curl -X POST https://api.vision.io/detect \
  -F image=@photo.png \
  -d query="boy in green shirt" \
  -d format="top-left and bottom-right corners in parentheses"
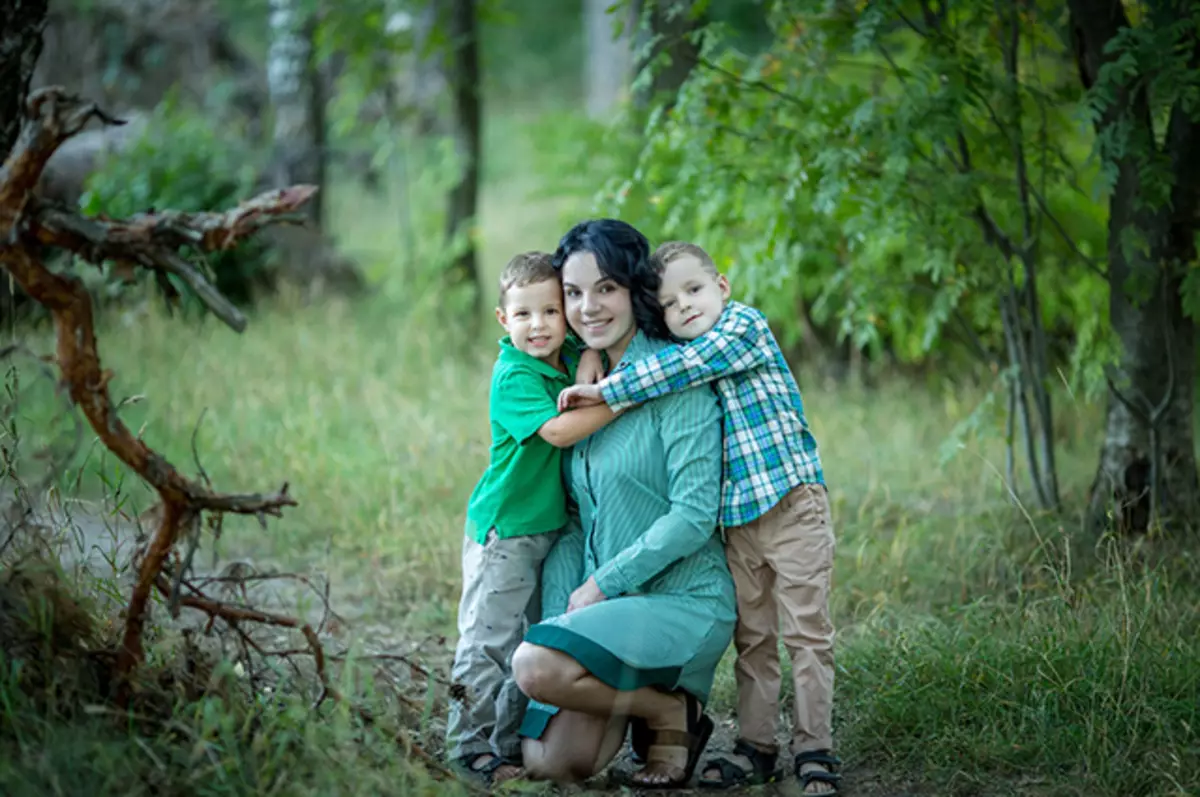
top-left (447, 252), bottom-right (610, 785)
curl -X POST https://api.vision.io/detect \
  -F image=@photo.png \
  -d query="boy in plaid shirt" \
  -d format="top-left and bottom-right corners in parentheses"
top-left (558, 242), bottom-right (840, 795)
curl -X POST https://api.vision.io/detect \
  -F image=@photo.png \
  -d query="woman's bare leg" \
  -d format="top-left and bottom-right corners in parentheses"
top-left (513, 643), bottom-right (699, 785)
top-left (513, 643), bottom-right (680, 719)
top-left (521, 710), bottom-right (628, 783)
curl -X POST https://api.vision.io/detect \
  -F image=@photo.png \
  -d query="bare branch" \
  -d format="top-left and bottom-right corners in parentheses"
top-left (26, 185), bottom-right (316, 332)
top-left (0, 88), bottom-right (123, 209)
top-left (0, 85), bottom-right (308, 695)
top-left (1028, 185), bottom-right (1106, 278)
top-left (149, 572), bottom-right (471, 787)
top-left (695, 57), bottom-right (805, 107)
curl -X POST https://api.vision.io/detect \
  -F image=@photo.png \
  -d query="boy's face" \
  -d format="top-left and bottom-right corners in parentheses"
top-left (657, 254), bottom-right (730, 340)
top-left (496, 279), bottom-right (568, 361)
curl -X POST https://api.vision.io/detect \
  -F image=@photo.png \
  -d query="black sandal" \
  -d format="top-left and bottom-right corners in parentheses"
top-left (629, 716), bottom-right (652, 764)
top-left (698, 739), bottom-right (781, 789)
top-left (454, 752), bottom-right (507, 785)
top-left (631, 693), bottom-right (715, 789)
top-left (793, 749), bottom-right (842, 794)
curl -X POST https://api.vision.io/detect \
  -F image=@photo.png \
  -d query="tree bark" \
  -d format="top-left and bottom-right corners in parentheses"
top-left (584, 0), bottom-right (635, 119)
top-left (267, 0), bottom-right (324, 227)
top-left (444, 0), bottom-right (481, 318)
top-left (1068, 0), bottom-right (1200, 534)
top-left (632, 0), bottom-right (703, 114)
top-left (0, 1), bottom-right (49, 329)
top-left (1, 1), bottom-right (48, 160)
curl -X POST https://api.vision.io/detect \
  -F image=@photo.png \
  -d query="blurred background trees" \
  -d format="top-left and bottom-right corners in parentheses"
top-left (14, 0), bottom-right (1192, 538)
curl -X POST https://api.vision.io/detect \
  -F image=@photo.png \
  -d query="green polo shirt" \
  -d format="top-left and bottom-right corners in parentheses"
top-left (464, 336), bottom-right (580, 544)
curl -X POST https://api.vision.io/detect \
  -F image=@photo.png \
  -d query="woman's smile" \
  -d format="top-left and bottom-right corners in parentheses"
top-left (561, 250), bottom-right (636, 357)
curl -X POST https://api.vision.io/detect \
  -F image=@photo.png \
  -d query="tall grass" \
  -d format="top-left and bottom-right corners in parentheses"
top-left (3, 107), bottom-right (1198, 796)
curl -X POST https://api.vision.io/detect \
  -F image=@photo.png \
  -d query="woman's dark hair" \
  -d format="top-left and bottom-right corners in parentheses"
top-left (551, 218), bottom-right (670, 340)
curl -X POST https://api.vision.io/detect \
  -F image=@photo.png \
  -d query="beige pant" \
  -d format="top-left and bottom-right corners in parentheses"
top-left (726, 482), bottom-right (835, 754)
top-left (446, 528), bottom-right (557, 760)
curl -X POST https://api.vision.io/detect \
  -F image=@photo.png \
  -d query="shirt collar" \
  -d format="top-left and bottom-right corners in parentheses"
top-left (612, 329), bottom-right (660, 373)
top-left (497, 336), bottom-right (570, 379)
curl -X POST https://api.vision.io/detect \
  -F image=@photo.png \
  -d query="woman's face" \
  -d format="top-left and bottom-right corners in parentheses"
top-left (561, 251), bottom-right (636, 353)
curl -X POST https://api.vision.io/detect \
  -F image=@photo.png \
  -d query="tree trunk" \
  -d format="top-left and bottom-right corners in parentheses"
top-left (584, 0), bottom-right (635, 119)
top-left (1, 1), bottom-right (48, 159)
top-left (267, 0), bottom-right (324, 228)
top-left (632, 0), bottom-right (703, 114)
top-left (444, 0), bottom-right (481, 319)
top-left (1069, 0), bottom-right (1200, 534)
top-left (1, 1), bottom-right (49, 330)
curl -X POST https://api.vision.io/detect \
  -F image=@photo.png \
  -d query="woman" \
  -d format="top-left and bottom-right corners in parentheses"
top-left (511, 219), bottom-right (738, 788)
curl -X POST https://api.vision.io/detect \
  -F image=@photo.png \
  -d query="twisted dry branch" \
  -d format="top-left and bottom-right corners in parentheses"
top-left (0, 87), bottom-right (306, 697)
top-left (150, 570), bottom-right (460, 784)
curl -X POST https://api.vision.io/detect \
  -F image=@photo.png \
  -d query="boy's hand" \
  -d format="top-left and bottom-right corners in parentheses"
top-left (558, 384), bottom-right (604, 412)
top-left (575, 349), bottom-right (606, 385)
top-left (567, 576), bottom-right (607, 613)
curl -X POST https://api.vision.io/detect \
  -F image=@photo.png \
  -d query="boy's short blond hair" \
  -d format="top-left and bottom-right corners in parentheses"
top-left (498, 251), bottom-right (558, 307)
top-left (650, 241), bottom-right (719, 276)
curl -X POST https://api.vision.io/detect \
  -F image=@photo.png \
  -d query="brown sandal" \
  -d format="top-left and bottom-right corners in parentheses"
top-left (630, 693), bottom-right (715, 789)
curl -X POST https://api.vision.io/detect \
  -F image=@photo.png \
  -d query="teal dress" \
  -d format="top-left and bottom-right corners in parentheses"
top-left (520, 331), bottom-right (738, 739)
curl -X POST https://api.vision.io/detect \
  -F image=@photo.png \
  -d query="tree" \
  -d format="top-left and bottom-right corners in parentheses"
top-left (632, 0), bottom-right (705, 114)
top-left (585, 0), bottom-right (636, 119)
top-left (268, 0), bottom-right (326, 227)
top-left (1, 1), bottom-right (47, 157)
top-left (444, 0), bottom-right (482, 319)
top-left (1066, 0), bottom-right (1200, 534)
top-left (606, 0), bottom-right (1114, 511)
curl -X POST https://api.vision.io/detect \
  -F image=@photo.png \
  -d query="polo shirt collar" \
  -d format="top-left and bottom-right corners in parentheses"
top-left (497, 336), bottom-right (570, 379)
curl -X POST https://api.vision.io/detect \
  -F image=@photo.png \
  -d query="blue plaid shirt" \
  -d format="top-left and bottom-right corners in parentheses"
top-left (601, 300), bottom-right (825, 528)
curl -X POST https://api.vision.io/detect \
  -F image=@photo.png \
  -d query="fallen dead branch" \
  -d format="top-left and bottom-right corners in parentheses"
top-left (0, 87), bottom-right (302, 698)
top-left (0, 85), bottom-right (472, 788)
top-left (149, 569), bottom-right (464, 784)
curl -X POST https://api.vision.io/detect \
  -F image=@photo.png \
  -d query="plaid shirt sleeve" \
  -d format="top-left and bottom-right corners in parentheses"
top-left (600, 302), bottom-right (770, 412)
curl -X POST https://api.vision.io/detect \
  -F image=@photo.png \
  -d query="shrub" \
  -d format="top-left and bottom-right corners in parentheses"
top-left (80, 95), bottom-right (271, 309)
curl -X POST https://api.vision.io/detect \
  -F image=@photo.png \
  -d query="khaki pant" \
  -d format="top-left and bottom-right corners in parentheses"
top-left (445, 528), bottom-right (557, 760)
top-left (725, 482), bottom-right (835, 754)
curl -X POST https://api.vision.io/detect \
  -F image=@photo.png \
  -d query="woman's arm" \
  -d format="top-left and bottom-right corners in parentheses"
top-left (589, 385), bottom-right (723, 598)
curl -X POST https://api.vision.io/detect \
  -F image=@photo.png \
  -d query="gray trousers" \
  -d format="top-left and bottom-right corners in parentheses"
top-left (445, 528), bottom-right (557, 761)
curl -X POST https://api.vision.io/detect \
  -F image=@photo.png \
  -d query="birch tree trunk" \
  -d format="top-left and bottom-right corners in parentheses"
top-left (584, 0), bottom-right (635, 119)
top-left (267, 0), bottom-right (324, 227)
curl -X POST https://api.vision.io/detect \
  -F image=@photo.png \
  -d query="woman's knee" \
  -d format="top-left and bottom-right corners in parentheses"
top-left (522, 716), bottom-right (615, 784)
top-left (512, 643), bottom-right (567, 703)
top-left (523, 746), bottom-right (595, 784)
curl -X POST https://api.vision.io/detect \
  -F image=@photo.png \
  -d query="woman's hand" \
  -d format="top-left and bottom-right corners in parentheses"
top-left (575, 349), bottom-right (606, 385)
top-left (558, 383), bottom-right (604, 412)
top-left (567, 576), bottom-right (607, 613)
